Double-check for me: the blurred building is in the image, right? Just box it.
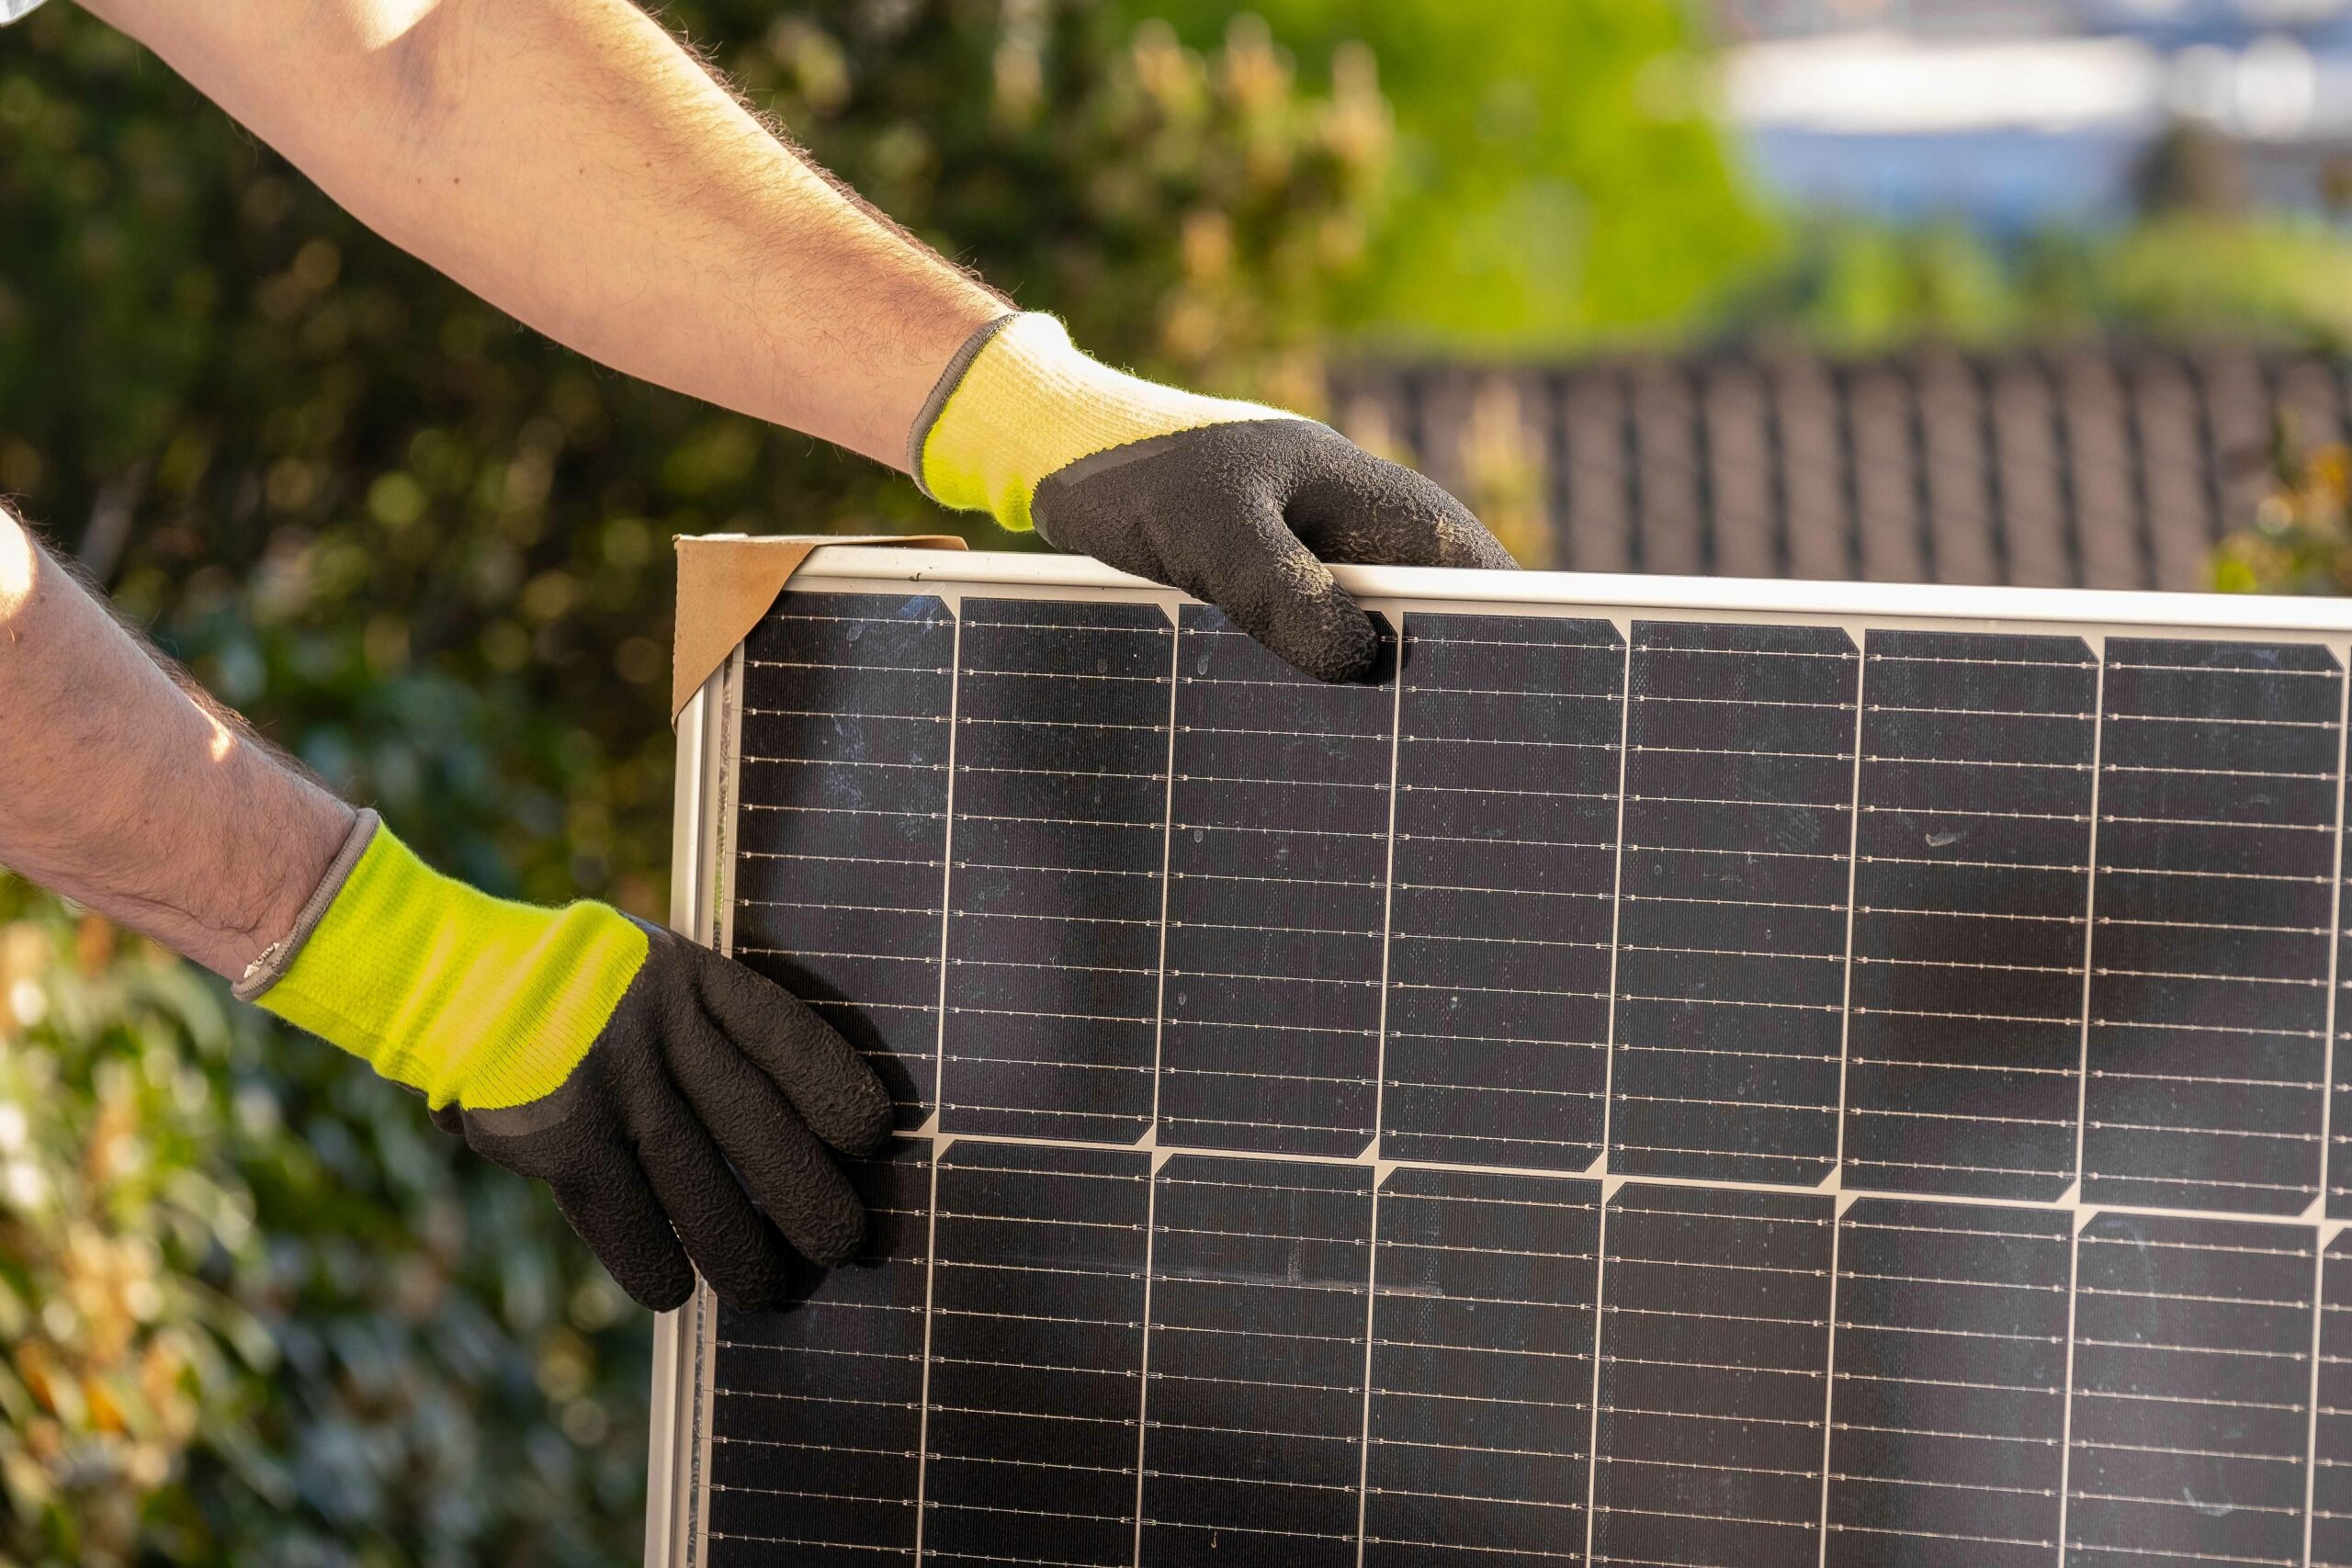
[1336,343,2346,590]
[1715,0,2352,225]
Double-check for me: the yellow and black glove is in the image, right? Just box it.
[238,811,892,1313]
[912,312,1517,682]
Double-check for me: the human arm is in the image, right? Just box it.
[78,0,1001,468]
[77,0,1516,680]
[0,510,887,1308]
[0,513,353,976]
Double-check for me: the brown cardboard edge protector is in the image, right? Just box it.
[672,533,967,723]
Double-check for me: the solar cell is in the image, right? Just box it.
[1610,621,1858,1184]
[734,592,956,1126]
[1824,1197,2071,1565]
[1589,1184,1835,1568]
[1382,615,1623,1171]
[2065,1211,2315,1565]
[2313,1235,2352,1565]
[1363,1167,1600,1565]
[658,558,2352,1568]
[922,1142,1150,1567]
[1843,631,2098,1200]
[1141,1155,1374,1563]
[2331,748,2352,1224]
[940,600,1172,1142]
[1159,608,1396,1157]
[2083,640,2342,1215]
[704,1140,932,1566]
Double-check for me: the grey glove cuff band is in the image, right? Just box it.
[905,311,1020,500]
[233,807,381,1002]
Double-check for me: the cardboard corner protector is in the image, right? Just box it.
[671,533,967,723]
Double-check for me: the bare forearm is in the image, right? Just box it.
[85,0,1003,467]
[0,513,352,978]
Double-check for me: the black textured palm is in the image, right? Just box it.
[1032,418,1518,682]
[429,927,894,1313]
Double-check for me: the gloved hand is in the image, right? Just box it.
[238,810,892,1313]
[910,312,1518,682]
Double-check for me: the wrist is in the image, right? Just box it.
[234,807,378,1001]
[910,312,1300,532]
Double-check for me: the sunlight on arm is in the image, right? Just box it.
[0,513,34,623]
[349,0,445,51]
[2,512,236,761]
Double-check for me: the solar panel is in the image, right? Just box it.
[649,547,2352,1568]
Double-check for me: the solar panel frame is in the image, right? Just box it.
[650,546,2352,1568]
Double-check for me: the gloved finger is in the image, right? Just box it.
[621,1060,797,1311]
[545,1152,696,1314]
[687,944,894,1156]
[435,1085,698,1312]
[1034,423,1382,682]
[663,1002,866,1268]
[1283,440,1519,571]
[1149,501,1381,682]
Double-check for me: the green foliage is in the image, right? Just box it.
[734,0,1400,400]
[0,882,651,1567]
[1110,0,1780,351]
[1729,218,2031,352]
[2090,218,2352,352]
[1729,214,2352,355]
[2214,427,2352,596]
[0,1,1399,1561]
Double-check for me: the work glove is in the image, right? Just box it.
[910,312,1517,682]
[238,810,892,1313]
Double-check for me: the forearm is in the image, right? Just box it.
[83,0,1003,467]
[0,513,352,979]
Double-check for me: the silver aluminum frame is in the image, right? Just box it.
[646,546,2352,1566]
[647,643,744,1568]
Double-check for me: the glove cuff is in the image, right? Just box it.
[234,807,380,1002]
[910,311,1301,532]
[247,822,648,1111]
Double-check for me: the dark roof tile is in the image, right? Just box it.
[1335,344,2351,590]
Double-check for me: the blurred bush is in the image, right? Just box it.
[0,1,1399,1561]
[1116,0,1778,352]
[2214,424,2352,596]
[0,883,647,1567]
[1732,214,2352,355]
